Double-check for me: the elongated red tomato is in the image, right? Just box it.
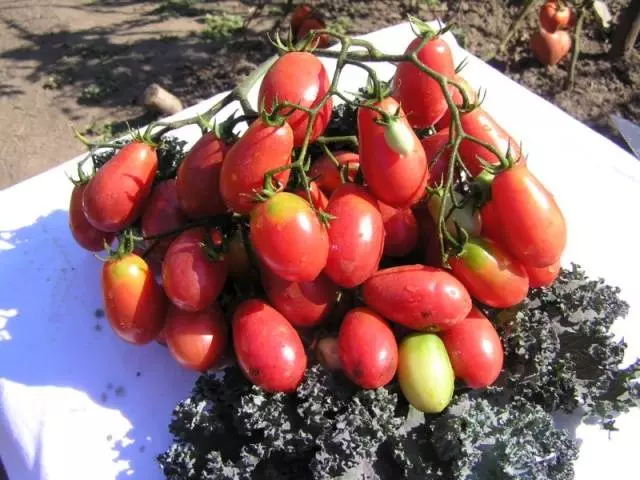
[392,33,455,128]
[141,179,189,261]
[83,142,157,232]
[338,307,398,389]
[434,75,477,131]
[362,265,472,331]
[102,254,167,345]
[250,192,328,282]
[176,132,229,219]
[449,237,529,308]
[492,164,567,267]
[323,184,385,288]
[526,260,561,288]
[421,129,452,188]
[219,118,293,214]
[262,267,338,328]
[358,97,429,208]
[440,307,503,389]
[69,184,114,252]
[258,52,332,147]
[165,304,228,372]
[308,150,359,195]
[233,299,307,393]
[293,181,329,211]
[378,201,418,258]
[539,1,574,32]
[162,229,228,312]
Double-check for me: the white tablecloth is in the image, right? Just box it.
[1,22,639,480]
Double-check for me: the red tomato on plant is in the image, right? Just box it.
[297,18,329,49]
[338,307,398,389]
[293,181,329,211]
[421,129,452,188]
[258,52,332,147]
[250,192,329,282]
[434,75,477,131]
[290,3,313,32]
[82,142,157,232]
[440,307,503,389]
[162,228,228,312]
[165,304,228,372]
[323,184,385,288]
[378,201,418,258]
[362,265,472,331]
[69,183,114,252]
[176,132,229,219]
[102,253,167,345]
[539,1,574,32]
[358,97,429,208]
[308,150,359,195]
[530,27,572,66]
[219,118,294,214]
[479,200,501,243]
[449,237,529,308]
[492,164,567,267]
[526,260,561,288]
[392,33,455,128]
[232,299,307,393]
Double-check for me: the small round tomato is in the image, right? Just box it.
[530,27,572,66]
[421,129,452,188]
[440,307,503,388]
[323,184,385,288]
[449,237,529,308]
[162,228,228,312]
[176,132,229,219]
[258,52,332,147]
[539,1,574,32]
[392,33,455,128]
[141,179,189,261]
[69,183,114,252]
[233,299,307,393]
[102,253,167,345]
[308,150,359,195]
[378,201,418,258]
[83,142,157,232]
[362,265,472,331]
[492,164,567,267]
[397,333,454,413]
[526,259,561,288]
[293,181,329,211]
[315,336,341,370]
[250,192,328,282]
[220,118,294,214]
[338,307,398,389]
[358,97,429,208]
[434,75,477,131]
[262,267,338,328]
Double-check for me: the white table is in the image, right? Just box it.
[1,22,639,480]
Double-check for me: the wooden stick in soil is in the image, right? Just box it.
[565,5,588,90]
[141,84,183,116]
[609,0,640,61]
[490,0,541,59]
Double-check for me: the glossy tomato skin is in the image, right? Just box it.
[449,237,529,308]
[338,307,398,389]
[309,150,359,195]
[358,97,429,208]
[434,75,476,131]
[69,184,114,252]
[526,260,561,288]
[293,181,329,211]
[539,1,574,32]
[492,164,567,267]
[440,307,503,388]
[102,254,167,345]
[176,132,229,219]
[165,304,228,372]
[362,265,472,331]
[83,142,157,232]
[530,27,572,66]
[323,184,385,288]
[392,35,455,128]
[220,119,294,214]
[378,201,418,258]
[250,192,329,282]
[141,179,189,261]
[258,52,332,147]
[232,299,307,393]
[162,228,229,312]
[421,129,452,188]
[262,267,338,328]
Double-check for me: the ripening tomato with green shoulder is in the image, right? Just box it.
[378,201,418,258]
[233,299,307,393]
[220,117,294,214]
[250,192,329,282]
[102,253,168,345]
[449,237,529,308]
[258,52,332,147]
[338,307,398,389]
[293,181,329,211]
[526,259,561,288]
[69,183,115,252]
[308,150,359,195]
[83,141,158,232]
[358,97,429,208]
[392,32,456,128]
[491,164,567,267]
[440,307,503,389]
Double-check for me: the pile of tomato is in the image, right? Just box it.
[530,0,576,66]
[68,26,567,414]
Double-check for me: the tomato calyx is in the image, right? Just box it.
[259,98,290,128]
[199,228,226,262]
[66,154,94,186]
[101,228,139,263]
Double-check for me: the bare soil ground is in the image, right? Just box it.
[0,0,637,190]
